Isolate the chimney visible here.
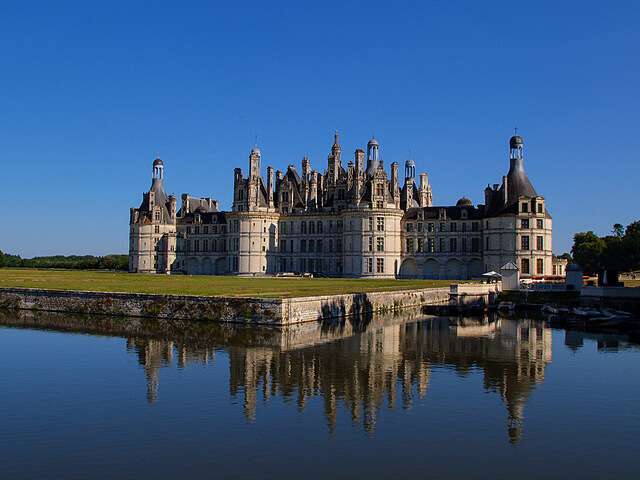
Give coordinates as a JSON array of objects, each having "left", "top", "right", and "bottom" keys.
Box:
[{"left": 267, "top": 166, "right": 275, "bottom": 208}]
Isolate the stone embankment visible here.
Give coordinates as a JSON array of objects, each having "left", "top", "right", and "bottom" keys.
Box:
[{"left": 0, "top": 283, "right": 500, "bottom": 326}]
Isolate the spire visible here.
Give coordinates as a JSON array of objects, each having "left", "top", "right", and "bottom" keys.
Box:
[{"left": 333, "top": 130, "right": 340, "bottom": 148}]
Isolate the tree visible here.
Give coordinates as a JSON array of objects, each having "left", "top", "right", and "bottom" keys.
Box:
[
  {"left": 623, "top": 221, "right": 640, "bottom": 271},
  {"left": 572, "top": 231, "right": 605, "bottom": 275},
  {"left": 613, "top": 223, "right": 624, "bottom": 238},
  {"left": 558, "top": 252, "right": 572, "bottom": 262}
]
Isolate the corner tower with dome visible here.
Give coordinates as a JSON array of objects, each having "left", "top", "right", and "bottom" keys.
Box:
[{"left": 128, "top": 133, "right": 555, "bottom": 280}]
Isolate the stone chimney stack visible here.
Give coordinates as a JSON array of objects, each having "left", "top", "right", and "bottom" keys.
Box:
[
  {"left": 502, "top": 175, "right": 509, "bottom": 206},
  {"left": 302, "top": 156, "right": 311, "bottom": 181},
  {"left": 391, "top": 162, "right": 400, "bottom": 208},
  {"left": 419, "top": 173, "right": 432, "bottom": 207},
  {"left": 169, "top": 195, "right": 177, "bottom": 219},
  {"left": 267, "top": 166, "right": 275, "bottom": 208},
  {"left": 310, "top": 170, "right": 318, "bottom": 207}
]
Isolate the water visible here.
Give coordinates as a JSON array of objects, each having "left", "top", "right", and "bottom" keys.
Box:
[{"left": 1, "top": 309, "right": 639, "bottom": 479}]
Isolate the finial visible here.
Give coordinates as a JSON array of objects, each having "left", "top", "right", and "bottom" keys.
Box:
[
  {"left": 333, "top": 129, "right": 339, "bottom": 146},
  {"left": 514, "top": 127, "right": 518, "bottom": 136}
]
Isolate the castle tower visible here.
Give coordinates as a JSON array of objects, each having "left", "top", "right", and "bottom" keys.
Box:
[
  {"left": 249, "top": 146, "right": 261, "bottom": 180},
  {"left": 419, "top": 172, "right": 432, "bottom": 207},
  {"left": 128, "top": 157, "right": 177, "bottom": 274},
  {"left": 366, "top": 137, "right": 380, "bottom": 174},
  {"left": 328, "top": 131, "right": 341, "bottom": 184}
]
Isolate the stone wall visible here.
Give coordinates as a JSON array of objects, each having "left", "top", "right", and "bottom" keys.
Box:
[
  {"left": 281, "top": 288, "right": 452, "bottom": 324},
  {"left": 0, "top": 283, "right": 501, "bottom": 326},
  {"left": 0, "top": 288, "right": 282, "bottom": 325}
]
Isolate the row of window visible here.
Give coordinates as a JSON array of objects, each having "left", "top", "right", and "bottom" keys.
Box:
[
  {"left": 406, "top": 237, "right": 481, "bottom": 254},
  {"left": 520, "top": 219, "right": 545, "bottom": 229},
  {"left": 520, "top": 235, "right": 545, "bottom": 251},
  {"left": 365, "top": 258, "right": 385, "bottom": 274},
  {"left": 278, "top": 257, "right": 344, "bottom": 274},
  {"left": 281, "top": 238, "right": 343, "bottom": 253},
  {"left": 406, "top": 221, "right": 479, "bottom": 233},
  {"left": 185, "top": 225, "right": 226, "bottom": 235},
  {"left": 521, "top": 201, "right": 544, "bottom": 214},
  {"left": 521, "top": 258, "right": 545, "bottom": 275},
  {"left": 181, "top": 238, "right": 227, "bottom": 253}
]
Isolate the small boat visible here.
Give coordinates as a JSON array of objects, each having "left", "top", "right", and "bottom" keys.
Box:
[{"left": 498, "top": 301, "right": 516, "bottom": 312}]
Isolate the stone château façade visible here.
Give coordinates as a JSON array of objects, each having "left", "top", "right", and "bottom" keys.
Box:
[{"left": 129, "top": 133, "right": 562, "bottom": 279}]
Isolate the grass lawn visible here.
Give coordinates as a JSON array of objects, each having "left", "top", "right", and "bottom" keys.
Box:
[{"left": 0, "top": 268, "right": 461, "bottom": 298}]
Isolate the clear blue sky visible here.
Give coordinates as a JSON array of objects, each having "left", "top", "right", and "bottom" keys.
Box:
[{"left": 1, "top": 1, "right": 638, "bottom": 258}]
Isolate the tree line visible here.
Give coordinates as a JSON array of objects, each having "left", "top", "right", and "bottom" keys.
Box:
[
  {"left": 572, "top": 220, "right": 640, "bottom": 283},
  {"left": 0, "top": 251, "right": 128, "bottom": 270}
]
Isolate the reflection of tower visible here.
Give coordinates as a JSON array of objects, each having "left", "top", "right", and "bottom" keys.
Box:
[
  {"left": 126, "top": 337, "right": 215, "bottom": 404},
  {"left": 495, "top": 319, "right": 552, "bottom": 444},
  {"left": 126, "top": 338, "right": 174, "bottom": 404}
]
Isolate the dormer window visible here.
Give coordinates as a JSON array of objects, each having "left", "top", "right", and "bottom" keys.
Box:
[
  {"left": 521, "top": 202, "right": 529, "bottom": 213},
  {"left": 537, "top": 203, "right": 543, "bottom": 214}
]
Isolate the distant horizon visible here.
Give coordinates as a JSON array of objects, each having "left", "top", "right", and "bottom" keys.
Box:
[{"left": 2, "top": 1, "right": 638, "bottom": 257}]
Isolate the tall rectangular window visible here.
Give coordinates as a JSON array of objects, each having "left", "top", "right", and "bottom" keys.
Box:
[
  {"left": 521, "top": 219, "right": 530, "bottom": 229},
  {"left": 301, "top": 222, "right": 307, "bottom": 234},
  {"left": 368, "top": 217, "right": 373, "bottom": 231},
  {"left": 440, "top": 238, "right": 446, "bottom": 252},
  {"left": 367, "top": 258, "right": 373, "bottom": 273},
  {"left": 376, "top": 258, "right": 384, "bottom": 274},
  {"left": 449, "top": 237, "right": 457, "bottom": 252},
  {"left": 537, "top": 258, "right": 544, "bottom": 274},
  {"left": 427, "top": 223, "right": 434, "bottom": 233},
  {"left": 376, "top": 237, "right": 384, "bottom": 252},
  {"left": 521, "top": 235, "right": 530, "bottom": 251},
  {"left": 521, "top": 258, "right": 530, "bottom": 274},
  {"left": 451, "top": 222, "right": 457, "bottom": 232},
  {"left": 536, "top": 236, "right": 544, "bottom": 250},
  {"left": 300, "top": 239, "right": 307, "bottom": 253},
  {"left": 368, "top": 236, "right": 373, "bottom": 252},
  {"left": 427, "top": 238, "right": 435, "bottom": 253},
  {"left": 521, "top": 202, "right": 529, "bottom": 213},
  {"left": 461, "top": 237, "right": 467, "bottom": 252},
  {"left": 377, "top": 217, "right": 385, "bottom": 231},
  {"left": 537, "top": 219, "right": 544, "bottom": 229},
  {"left": 406, "top": 238, "right": 414, "bottom": 253},
  {"left": 472, "top": 238, "right": 480, "bottom": 252}
]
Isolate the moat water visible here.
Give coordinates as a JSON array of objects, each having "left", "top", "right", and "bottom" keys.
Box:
[{"left": 1, "top": 310, "right": 639, "bottom": 479}]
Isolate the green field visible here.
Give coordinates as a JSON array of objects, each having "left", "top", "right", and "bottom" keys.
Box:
[{"left": 0, "top": 268, "right": 460, "bottom": 298}]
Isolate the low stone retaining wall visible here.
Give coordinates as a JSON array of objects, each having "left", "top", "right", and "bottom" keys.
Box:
[
  {"left": 0, "top": 283, "right": 501, "bottom": 325},
  {"left": 281, "top": 288, "right": 452, "bottom": 324},
  {"left": 0, "top": 288, "right": 282, "bottom": 325}
]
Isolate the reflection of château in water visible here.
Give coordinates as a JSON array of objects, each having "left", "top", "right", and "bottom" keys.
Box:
[
  {"left": 126, "top": 338, "right": 216, "bottom": 404},
  {"left": 124, "top": 314, "right": 551, "bottom": 443}
]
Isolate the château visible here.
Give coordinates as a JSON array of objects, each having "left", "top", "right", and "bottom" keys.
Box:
[{"left": 129, "top": 133, "right": 559, "bottom": 279}]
